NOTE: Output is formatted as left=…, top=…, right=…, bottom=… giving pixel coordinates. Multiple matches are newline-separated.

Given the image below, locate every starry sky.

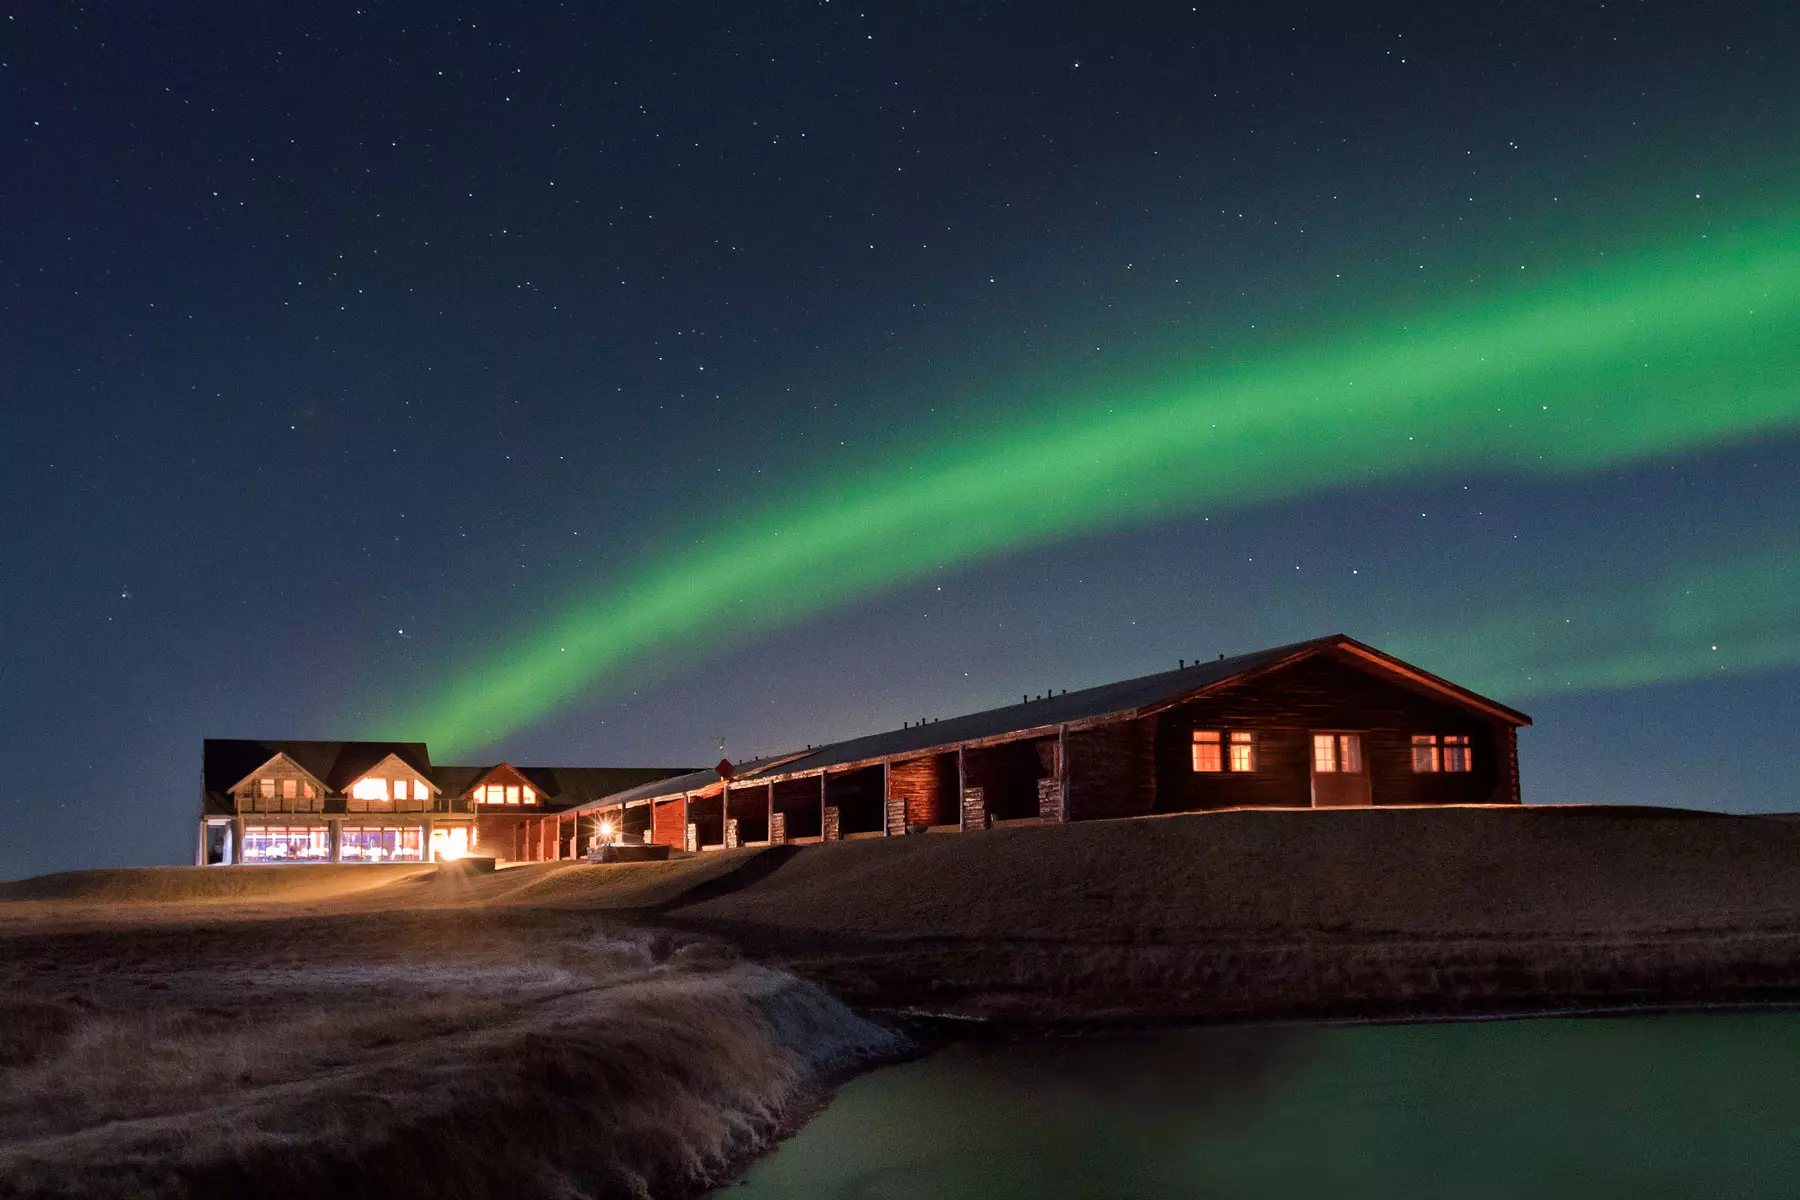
left=3, top=2, right=1798, bottom=879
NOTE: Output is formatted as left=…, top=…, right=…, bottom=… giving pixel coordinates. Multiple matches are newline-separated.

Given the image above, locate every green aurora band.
left=383, top=216, right=1800, bottom=755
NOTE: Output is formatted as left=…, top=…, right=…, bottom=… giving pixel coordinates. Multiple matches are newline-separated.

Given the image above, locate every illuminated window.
left=351, top=778, right=389, bottom=801
left=1412, top=735, right=1473, bottom=773
left=506, top=785, right=520, bottom=805
left=281, top=778, right=298, bottom=800
left=242, top=825, right=329, bottom=862
left=1229, top=731, right=1255, bottom=772
left=259, top=777, right=276, bottom=798
left=1192, top=730, right=1222, bottom=772
left=1313, top=733, right=1363, bottom=773
left=522, top=787, right=535, bottom=803
left=412, top=779, right=428, bottom=801
left=302, top=782, right=315, bottom=800
left=340, top=826, right=424, bottom=862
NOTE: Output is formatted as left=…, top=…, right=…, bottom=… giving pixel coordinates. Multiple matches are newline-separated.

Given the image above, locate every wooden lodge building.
left=199, top=635, right=1529, bottom=866
left=197, top=741, right=688, bottom=865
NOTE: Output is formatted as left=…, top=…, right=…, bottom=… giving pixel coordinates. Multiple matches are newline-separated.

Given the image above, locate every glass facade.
left=340, top=825, right=424, bottom=862
left=241, top=825, right=330, bottom=862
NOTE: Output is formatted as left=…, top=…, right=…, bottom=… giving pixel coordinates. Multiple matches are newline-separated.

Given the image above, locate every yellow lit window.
left=351, top=778, right=389, bottom=801
left=1412, top=735, right=1440, bottom=773
left=522, top=786, right=535, bottom=803
left=1314, top=734, right=1363, bottom=774
left=1192, top=730, right=1222, bottom=772
left=506, top=785, right=520, bottom=804
left=1229, top=731, right=1255, bottom=772
left=1443, top=735, right=1471, bottom=772
left=259, top=777, right=276, bottom=798
left=281, top=778, right=298, bottom=799
left=412, top=779, right=428, bottom=801
left=302, top=782, right=315, bottom=799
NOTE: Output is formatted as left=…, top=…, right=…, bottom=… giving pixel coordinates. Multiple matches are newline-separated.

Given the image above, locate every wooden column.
left=766, top=783, right=777, bottom=844
left=883, top=759, right=894, bottom=836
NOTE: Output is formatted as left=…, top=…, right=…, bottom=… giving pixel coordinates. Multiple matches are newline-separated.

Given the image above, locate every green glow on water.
left=725, top=1014, right=1800, bottom=1199
left=382, top=216, right=1800, bottom=755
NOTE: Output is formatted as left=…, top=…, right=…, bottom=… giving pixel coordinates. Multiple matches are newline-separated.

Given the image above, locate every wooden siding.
left=1065, top=717, right=1157, bottom=821
left=651, top=797, right=686, bottom=848
left=232, top=754, right=327, bottom=814
left=1153, top=654, right=1515, bottom=811
left=887, top=754, right=958, bottom=830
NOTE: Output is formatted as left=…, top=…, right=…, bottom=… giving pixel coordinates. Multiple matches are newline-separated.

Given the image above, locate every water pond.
left=724, top=1011, right=1800, bottom=1198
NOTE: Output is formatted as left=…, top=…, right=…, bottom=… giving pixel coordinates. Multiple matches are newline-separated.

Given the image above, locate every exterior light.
left=599, top=819, right=615, bottom=841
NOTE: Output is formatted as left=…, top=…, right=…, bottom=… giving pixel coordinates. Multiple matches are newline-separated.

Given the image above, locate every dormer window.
left=476, top=784, right=535, bottom=805
left=351, top=778, right=390, bottom=802
left=259, top=778, right=276, bottom=799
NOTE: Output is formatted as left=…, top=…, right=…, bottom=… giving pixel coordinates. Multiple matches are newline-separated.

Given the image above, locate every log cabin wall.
left=886, top=753, right=959, bottom=829
left=1153, top=653, right=1512, bottom=811
left=651, top=797, right=686, bottom=847
left=1065, top=717, right=1156, bottom=820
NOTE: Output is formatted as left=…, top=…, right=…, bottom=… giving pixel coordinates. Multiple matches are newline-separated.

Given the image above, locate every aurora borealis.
left=5, top=2, right=1800, bottom=876
left=389, top=214, right=1800, bottom=755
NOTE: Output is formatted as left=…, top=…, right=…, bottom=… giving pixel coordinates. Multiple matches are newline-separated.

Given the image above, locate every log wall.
left=1154, top=653, right=1514, bottom=811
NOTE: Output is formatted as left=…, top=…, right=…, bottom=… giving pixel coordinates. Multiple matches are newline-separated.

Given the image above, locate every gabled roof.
left=571, top=635, right=1529, bottom=811
left=572, top=752, right=811, bottom=812
left=348, top=751, right=439, bottom=792
left=222, top=750, right=331, bottom=797
left=204, top=739, right=433, bottom=795
left=202, top=739, right=436, bottom=817
left=431, top=764, right=696, bottom=812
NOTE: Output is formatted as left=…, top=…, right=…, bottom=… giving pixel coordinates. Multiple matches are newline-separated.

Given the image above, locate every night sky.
left=4, top=3, right=1798, bottom=879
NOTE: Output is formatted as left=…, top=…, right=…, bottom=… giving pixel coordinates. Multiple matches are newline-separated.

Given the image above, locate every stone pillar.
left=725, top=818, right=740, bottom=849
left=770, top=811, right=787, bottom=844
left=328, top=819, right=342, bottom=864
left=685, top=822, right=699, bottom=853
left=823, top=805, right=841, bottom=841
left=962, top=786, right=988, bottom=831
left=1036, top=778, right=1064, bottom=822
left=883, top=760, right=902, bottom=836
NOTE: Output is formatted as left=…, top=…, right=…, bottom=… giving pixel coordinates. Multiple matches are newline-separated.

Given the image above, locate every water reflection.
left=726, top=1013, right=1800, bottom=1199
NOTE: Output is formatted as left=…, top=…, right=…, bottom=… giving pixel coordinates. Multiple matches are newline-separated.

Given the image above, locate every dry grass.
left=9, top=804, right=1800, bottom=1195
left=0, top=913, right=901, bottom=1199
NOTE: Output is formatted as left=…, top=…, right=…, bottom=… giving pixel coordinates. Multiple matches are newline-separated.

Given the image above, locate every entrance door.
left=1311, top=732, right=1372, bottom=807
